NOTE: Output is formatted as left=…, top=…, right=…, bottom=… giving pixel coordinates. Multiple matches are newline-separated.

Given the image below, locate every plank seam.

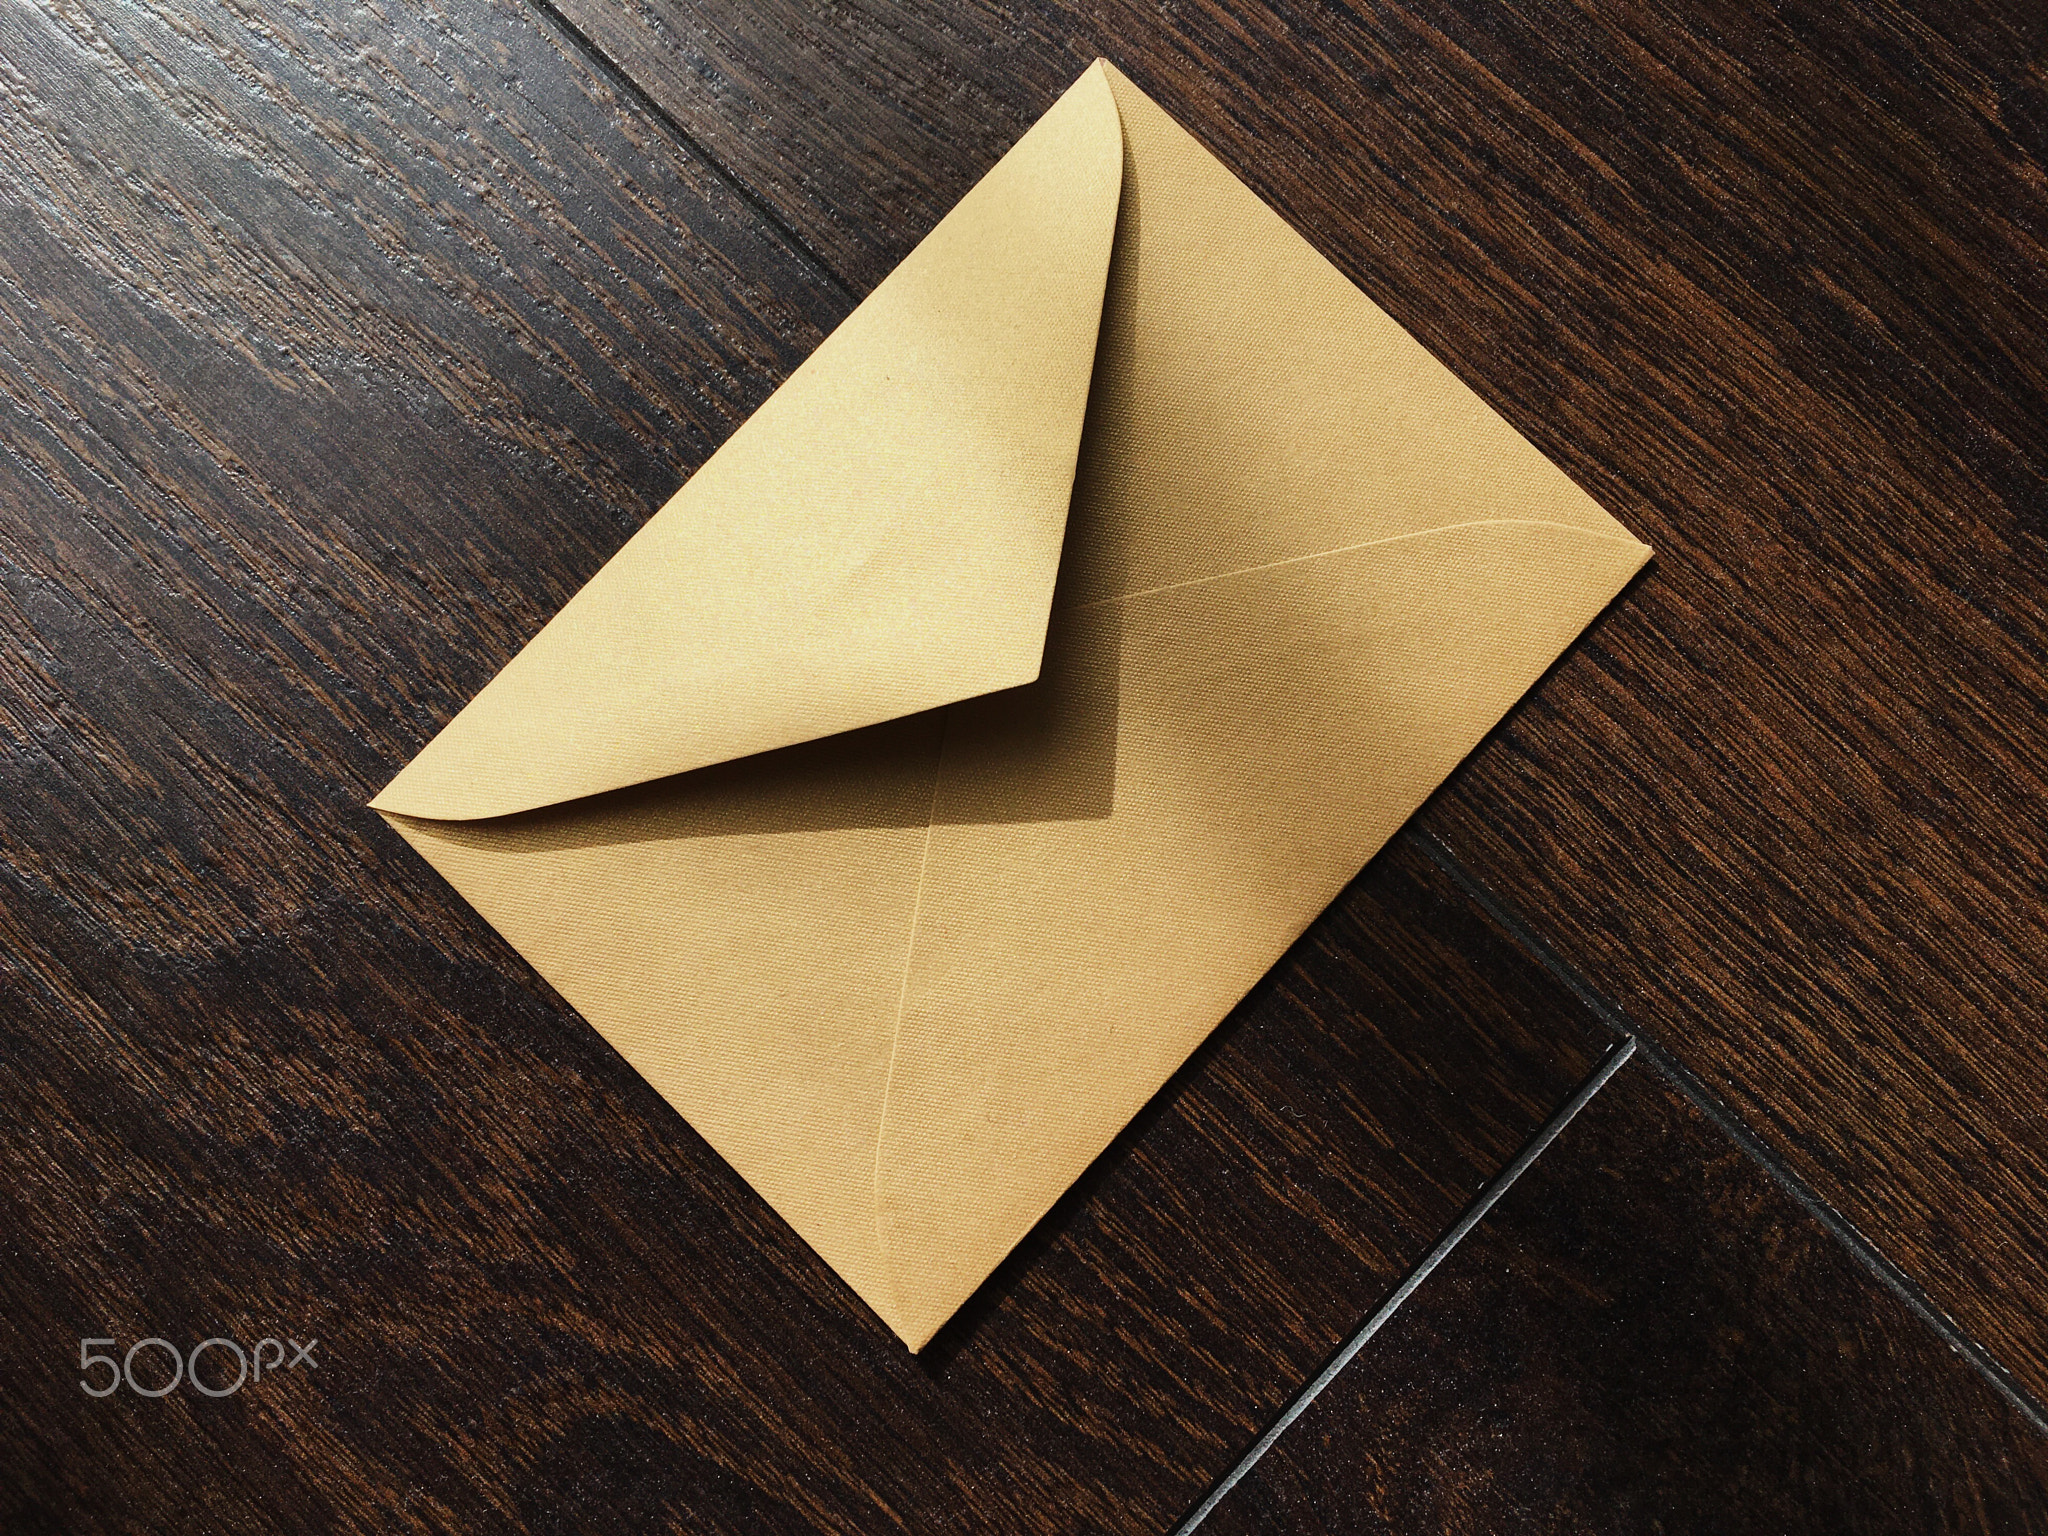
left=1413, top=826, right=2048, bottom=1442
left=524, top=0, right=860, bottom=304
left=1171, top=1034, right=1638, bottom=1533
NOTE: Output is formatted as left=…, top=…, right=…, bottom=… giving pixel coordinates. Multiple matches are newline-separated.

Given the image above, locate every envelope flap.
left=372, top=64, right=1124, bottom=821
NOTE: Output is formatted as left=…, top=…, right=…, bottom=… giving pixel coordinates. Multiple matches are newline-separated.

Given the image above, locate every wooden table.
left=1, top=0, right=2044, bottom=1529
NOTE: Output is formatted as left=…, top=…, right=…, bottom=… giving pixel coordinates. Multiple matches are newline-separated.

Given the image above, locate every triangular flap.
left=373, top=63, right=1125, bottom=821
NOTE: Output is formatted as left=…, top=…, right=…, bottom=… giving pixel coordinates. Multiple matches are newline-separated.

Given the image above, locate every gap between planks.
left=526, top=0, right=861, bottom=303
left=1415, top=829, right=2048, bottom=1442
left=1172, top=1031, right=1638, bottom=1534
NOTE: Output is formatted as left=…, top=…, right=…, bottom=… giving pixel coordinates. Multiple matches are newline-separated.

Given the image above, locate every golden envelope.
left=373, top=62, right=1650, bottom=1348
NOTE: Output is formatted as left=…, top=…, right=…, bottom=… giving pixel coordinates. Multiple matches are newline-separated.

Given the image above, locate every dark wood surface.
left=537, top=0, right=2048, bottom=1401
left=1203, top=1059, right=2048, bottom=1534
left=4, top=0, right=2044, bottom=1526
left=0, top=1, right=1625, bottom=1528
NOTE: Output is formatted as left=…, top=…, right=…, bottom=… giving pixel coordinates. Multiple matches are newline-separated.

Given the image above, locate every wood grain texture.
left=1201, top=1060, right=2048, bottom=1535
left=0, top=0, right=1622, bottom=1526
left=537, top=0, right=2048, bottom=1397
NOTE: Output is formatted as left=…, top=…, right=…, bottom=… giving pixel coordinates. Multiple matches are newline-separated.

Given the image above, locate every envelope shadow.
left=431, top=598, right=1120, bottom=854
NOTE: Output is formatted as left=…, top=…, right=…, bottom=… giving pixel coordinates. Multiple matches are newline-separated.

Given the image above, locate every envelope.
left=372, top=60, right=1650, bottom=1349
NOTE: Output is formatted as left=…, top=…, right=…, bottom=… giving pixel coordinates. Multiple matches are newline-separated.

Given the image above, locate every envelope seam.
left=1057, top=518, right=1649, bottom=614
left=871, top=711, right=950, bottom=1321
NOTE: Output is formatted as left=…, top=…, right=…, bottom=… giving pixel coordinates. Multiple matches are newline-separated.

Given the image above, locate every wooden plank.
left=1201, top=1059, right=2048, bottom=1534
left=541, top=0, right=2048, bottom=1396
left=0, top=0, right=1616, bottom=1526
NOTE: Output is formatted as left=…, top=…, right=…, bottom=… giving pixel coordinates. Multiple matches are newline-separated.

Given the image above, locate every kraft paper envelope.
left=373, top=61, right=1650, bottom=1349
